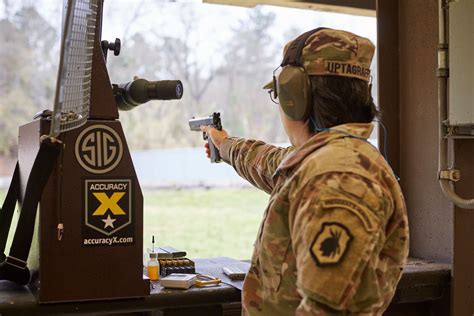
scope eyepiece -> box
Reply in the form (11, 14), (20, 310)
(113, 78), (183, 111)
(146, 80), (183, 100)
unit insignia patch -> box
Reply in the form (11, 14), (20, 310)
(310, 222), (353, 267)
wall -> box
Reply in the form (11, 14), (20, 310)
(397, 0), (453, 263)
(453, 143), (474, 314)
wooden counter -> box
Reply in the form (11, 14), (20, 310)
(0, 257), (450, 316)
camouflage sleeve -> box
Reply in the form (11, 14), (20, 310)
(289, 172), (386, 314)
(220, 137), (295, 194)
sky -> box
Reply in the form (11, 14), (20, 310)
(1, 0), (376, 68)
(100, 1), (376, 64)
(100, 1), (376, 39)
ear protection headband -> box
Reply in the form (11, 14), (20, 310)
(273, 27), (326, 121)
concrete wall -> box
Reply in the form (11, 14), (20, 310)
(398, 0), (453, 263)
(453, 143), (474, 315)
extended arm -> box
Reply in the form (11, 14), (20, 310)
(199, 126), (294, 194)
(220, 137), (295, 194)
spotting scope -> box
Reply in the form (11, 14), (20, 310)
(113, 78), (183, 111)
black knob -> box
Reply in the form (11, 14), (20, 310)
(112, 38), (121, 56)
(101, 38), (121, 57)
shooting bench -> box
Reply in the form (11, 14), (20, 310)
(0, 257), (450, 316)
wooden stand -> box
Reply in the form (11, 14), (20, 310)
(17, 0), (149, 303)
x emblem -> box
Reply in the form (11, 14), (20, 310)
(92, 192), (126, 216)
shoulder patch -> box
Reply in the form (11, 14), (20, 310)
(310, 222), (353, 267)
(321, 197), (379, 232)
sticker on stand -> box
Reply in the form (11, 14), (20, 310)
(83, 179), (134, 247)
(75, 124), (124, 174)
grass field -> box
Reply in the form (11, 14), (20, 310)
(0, 187), (269, 260)
(143, 188), (268, 259)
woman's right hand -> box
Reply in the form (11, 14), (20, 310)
(200, 126), (230, 158)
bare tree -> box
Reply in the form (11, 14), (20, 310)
(216, 8), (285, 143)
(0, 4), (58, 158)
(151, 4), (218, 108)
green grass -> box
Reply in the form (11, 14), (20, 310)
(0, 187), (269, 260)
(143, 188), (268, 260)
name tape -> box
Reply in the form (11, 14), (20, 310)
(324, 61), (370, 80)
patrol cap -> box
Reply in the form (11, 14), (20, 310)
(263, 28), (375, 90)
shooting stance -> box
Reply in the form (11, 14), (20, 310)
(201, 28), (409, 315)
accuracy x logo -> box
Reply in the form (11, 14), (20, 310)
(92, 192), (126, 216)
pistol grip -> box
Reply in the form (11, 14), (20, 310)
(208, 138), (221, 163)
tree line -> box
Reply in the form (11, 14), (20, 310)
(0, 1), (377, 164)
(0, 2), (291, 160)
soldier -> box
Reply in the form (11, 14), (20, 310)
(201, 28), (409, 315)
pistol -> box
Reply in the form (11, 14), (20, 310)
(189, 112), (222, 163)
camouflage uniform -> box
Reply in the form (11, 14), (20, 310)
(220, 124), (408, 315)
(219, 29), (409, 315)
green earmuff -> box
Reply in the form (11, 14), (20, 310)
(275, 27), (326, 121)
(277, 66), (311, 121)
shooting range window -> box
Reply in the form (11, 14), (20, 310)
(0, 0), (377, 260)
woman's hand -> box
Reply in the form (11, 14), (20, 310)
(200, 126), (229, 158)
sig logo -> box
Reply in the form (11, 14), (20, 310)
(83, 179), (135, 246)
(75, 125), (123, 174)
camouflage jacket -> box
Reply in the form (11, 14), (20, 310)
(219, 123), (409, 315)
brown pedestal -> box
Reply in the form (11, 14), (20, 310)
(18, 118), (149, 303)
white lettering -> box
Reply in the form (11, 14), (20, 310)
(83, 237), (134, 246)
(89, 183), (128, 191)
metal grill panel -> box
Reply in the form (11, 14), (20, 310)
(50, 0), (99, 137)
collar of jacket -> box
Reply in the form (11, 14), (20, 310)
(276, 123), (374, 174)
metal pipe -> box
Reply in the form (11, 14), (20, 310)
(438, 0), (474, 209)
